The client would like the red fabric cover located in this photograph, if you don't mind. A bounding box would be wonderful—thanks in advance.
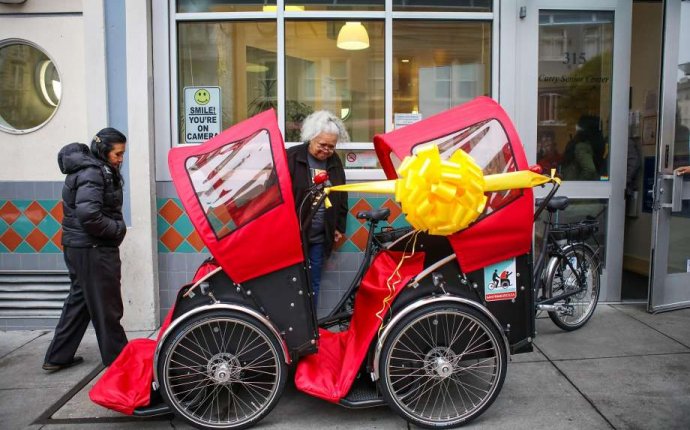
[89,339,157,415]
[294,250,425,402]
[373,97,533,272]
[168,109,303,284]
[88,258,216,415]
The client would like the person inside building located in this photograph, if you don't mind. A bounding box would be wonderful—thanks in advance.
[536,130,561,172]
[43,128,129,372]
[287,111,349,308]
[560,115,607,181]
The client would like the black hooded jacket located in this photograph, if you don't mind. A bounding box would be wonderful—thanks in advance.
[58,143,126,247]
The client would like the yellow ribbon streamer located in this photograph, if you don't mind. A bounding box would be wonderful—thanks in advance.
[326,145,557,235]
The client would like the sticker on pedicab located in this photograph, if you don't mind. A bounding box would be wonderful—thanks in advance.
[484,258,517,301]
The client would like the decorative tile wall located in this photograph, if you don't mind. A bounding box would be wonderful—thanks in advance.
[0,200,63,253]
[156,196,408,253]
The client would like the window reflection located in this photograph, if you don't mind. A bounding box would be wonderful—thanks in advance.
[0,42,61,133]
[186,129,282,238]
[285,20,384,143]
[393,20,491,121]
[177,21,277,144]
[537,11,614,181]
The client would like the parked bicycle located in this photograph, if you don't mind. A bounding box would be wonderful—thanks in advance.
[533,191,602,331]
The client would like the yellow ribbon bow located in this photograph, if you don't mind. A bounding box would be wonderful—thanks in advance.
[326,145,558,235]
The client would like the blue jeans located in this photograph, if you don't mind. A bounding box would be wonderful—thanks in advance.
[308,243,325,306]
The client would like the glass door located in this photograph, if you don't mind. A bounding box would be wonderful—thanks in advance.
[515,0,632,301]
[649,0,690,312]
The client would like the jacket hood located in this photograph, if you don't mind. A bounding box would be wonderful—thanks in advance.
[58,142,101,174]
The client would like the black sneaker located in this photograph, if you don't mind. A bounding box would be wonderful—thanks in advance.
[42,356,84,372]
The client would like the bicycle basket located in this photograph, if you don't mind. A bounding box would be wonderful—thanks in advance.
[375,226,414,244]
[549,218,599,242]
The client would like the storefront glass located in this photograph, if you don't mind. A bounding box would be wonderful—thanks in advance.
[393,0,491,12]
[667,0,690,274]
[392,20,491,124]
[536,11,614,182]
[0,41,61,134]
[177,21,277,143]
[177,0,275,13]
[286,1,384,11]
[285,20,384,143]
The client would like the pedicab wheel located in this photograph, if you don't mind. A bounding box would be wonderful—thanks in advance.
[379,303,507,428]
[546,246,600,331]
[157,310,287,430]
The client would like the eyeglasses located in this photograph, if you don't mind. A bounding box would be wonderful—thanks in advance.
[316,142,336,153]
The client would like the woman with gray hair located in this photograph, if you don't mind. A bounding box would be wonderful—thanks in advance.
[287,110,349,308]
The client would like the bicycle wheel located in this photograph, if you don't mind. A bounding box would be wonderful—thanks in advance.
[157,310,287,430]
[379,302,507,428]
[546,244,600,331]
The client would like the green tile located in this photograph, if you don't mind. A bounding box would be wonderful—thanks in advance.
[37,200,59,213]
[157,216,171,237]
[41,242,62,253]
[158,241,171,253]
[0,243,8,253]
[175,241,197,253]
[11,216,34,237]
[173,215,195,237]
[37,216,61,237]
[14,242,35,253]
[0,218,7,235]
[12,200,32,212]
[338,240,360,253]
[366,197,387,209]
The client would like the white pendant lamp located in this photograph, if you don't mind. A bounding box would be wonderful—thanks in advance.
[337,22,369,50]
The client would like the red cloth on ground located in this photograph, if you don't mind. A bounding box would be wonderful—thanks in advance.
[294,250,425,403]
[88,261,211,414]
[88,338,157,415]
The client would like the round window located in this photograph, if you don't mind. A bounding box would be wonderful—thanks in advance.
[0,40,62,134]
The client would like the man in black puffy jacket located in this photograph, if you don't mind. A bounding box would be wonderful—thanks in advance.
[43,128,129,371]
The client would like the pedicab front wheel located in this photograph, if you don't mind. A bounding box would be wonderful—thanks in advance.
[379,302,507,428]
[157,310,287,430]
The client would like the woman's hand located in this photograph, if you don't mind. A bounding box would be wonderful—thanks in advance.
[674,165,690,176]
[334,230,343,242]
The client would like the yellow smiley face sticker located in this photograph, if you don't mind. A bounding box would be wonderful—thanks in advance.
[194,89,211,105]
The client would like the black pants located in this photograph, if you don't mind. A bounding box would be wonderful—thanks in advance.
[45,246,128,366]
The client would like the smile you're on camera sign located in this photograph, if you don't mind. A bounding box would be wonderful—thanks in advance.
[184,86,221,143]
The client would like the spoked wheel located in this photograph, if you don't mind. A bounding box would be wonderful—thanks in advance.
[546,245,600,331]
[158,310,287,430]
[379,302,507,428]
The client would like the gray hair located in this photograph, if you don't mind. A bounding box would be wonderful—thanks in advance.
[300,110,350,144]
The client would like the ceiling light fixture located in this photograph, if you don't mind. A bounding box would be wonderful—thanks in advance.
[337,22,369,51]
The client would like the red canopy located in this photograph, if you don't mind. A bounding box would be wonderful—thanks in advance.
[374,97,534,272]
[168,109,303,283]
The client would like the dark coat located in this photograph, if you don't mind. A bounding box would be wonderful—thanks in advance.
[286,142,347,257]
[58,143,126,248]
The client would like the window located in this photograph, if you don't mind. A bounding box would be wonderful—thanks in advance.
[285,20,385,143]
[0,41,61,134]
[177,21,277,144]
[410,119,521,218]
[537,10,614,181]
[393,20,492,120]
[185,129,282,238]
[168,2,496,180]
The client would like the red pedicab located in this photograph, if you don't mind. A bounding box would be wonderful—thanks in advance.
[91,97,557,429]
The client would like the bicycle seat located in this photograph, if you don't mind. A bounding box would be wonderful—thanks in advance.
[535,196,569,212]
[357,208,390,221]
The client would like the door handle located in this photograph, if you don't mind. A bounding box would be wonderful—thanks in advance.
[660,174,684,212]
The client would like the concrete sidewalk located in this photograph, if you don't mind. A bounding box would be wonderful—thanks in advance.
[1,304,689,429]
